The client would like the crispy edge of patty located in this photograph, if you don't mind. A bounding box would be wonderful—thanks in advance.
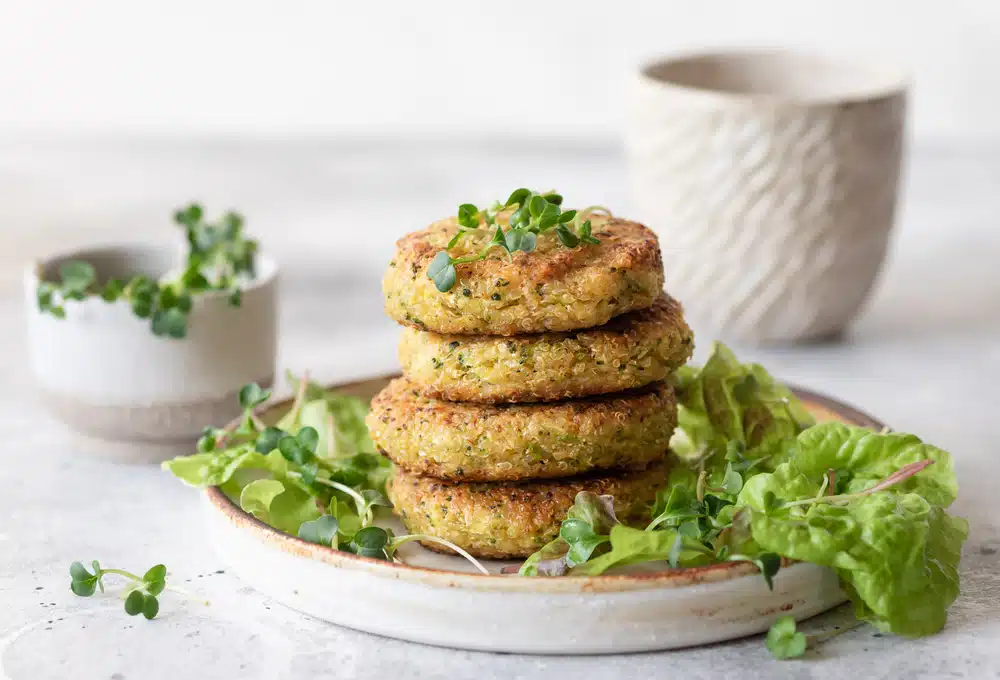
[398,294,693,403]
[387,462,668,559]
[382,216,664,335]
[365,378,677,482]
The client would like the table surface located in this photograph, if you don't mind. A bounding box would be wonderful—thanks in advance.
[1,140,999,679]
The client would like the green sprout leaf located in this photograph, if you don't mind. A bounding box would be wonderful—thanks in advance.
[427,251,457,292]
[124,590,145,616]
[59,261,96,293]
[505,229,537,254]
[505,188,531,207]
[298,515,340,547]
[100,278,125,302]
[255,426,286,454]
[39,203,259,337]
[729,552,782,590]
[351,526,390,560]
[151,308,188,339]
[579,220,600,244]
[555,224,580,247]
[142,564,167,596]
[457,203,480,229]
[767,616,807,659]
[238,383,271,410]
[69,561,100,597]
[141,594,160,620]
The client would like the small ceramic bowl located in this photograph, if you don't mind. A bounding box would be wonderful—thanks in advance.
[24,244,279,462]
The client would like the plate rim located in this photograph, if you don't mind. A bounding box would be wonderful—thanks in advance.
[203,375,884,594]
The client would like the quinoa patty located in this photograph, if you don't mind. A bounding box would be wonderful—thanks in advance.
[387,462,667,559]
[366,378,676,481]
[383,216,664,335]
[399,295,693,403]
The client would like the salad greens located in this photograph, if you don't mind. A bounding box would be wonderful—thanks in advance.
[428,188,607,292]
[162,373,488,574]
[520,342,967,658]
[37,203,257,338]
[68,561,207,619]
[153,343,966,657]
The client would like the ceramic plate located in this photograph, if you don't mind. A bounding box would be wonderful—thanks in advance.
[201,375,883,654]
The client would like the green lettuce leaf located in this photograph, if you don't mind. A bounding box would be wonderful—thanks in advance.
[239,478,321,535]
[738,422,967,636]
[747,493,966,636]
[162,447,270,488]
[671,342,814,471]
[793,423,958,507]
[519,492,621,574]
[570,525,712,576]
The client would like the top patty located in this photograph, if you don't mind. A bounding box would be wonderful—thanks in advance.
[383,216,664,335]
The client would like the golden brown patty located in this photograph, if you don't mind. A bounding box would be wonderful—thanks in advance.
[387,462,667,559]
[382,216,664,335]
[365,378,676,481]
[398,295,693,403]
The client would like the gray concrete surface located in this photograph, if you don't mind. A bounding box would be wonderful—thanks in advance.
[1,141,998,679]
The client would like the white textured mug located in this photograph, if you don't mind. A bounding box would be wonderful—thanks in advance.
[626,49,908,343]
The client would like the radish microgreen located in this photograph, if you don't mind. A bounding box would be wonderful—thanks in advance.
[163,374,488,576]
[429,189,609,292]
[36,203,258,339]
[69,561,206,620]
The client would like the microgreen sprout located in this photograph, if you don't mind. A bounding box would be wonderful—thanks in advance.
[428,189,609,292]
[766,616,807,659]
[69,561,207,620]
[36,203,258,339]
[173,375,490,576]
[766,616,866,660]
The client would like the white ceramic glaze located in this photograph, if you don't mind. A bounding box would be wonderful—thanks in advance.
[625,49,909,343]
[200,376,884,654]
[24,244,279,462]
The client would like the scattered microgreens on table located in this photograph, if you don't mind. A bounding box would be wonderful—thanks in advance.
[765,615,866,659]
[162,372,489,575]
[68,561,207,619]
[36,203,258,339]
[427,188,608,292]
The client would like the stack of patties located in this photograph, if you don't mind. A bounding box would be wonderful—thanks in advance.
[367,210,693,559]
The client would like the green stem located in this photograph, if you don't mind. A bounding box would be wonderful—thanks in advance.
[312,477,370,524]
[814,474,829,501]
[284,371,310,428]
[99,568,142,582]
[391,534,489,575]
[575,205,611,230]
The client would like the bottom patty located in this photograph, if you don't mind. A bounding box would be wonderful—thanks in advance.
[387,462,668,559]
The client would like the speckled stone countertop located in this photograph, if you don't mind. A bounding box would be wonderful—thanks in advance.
[1,141,998,679]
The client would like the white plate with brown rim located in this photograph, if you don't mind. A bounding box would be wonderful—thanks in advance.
[201,374,884,655]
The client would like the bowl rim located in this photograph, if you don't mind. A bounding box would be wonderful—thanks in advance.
[25,242,279,297]
[635,47,910,106]
[202,375,885,594]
